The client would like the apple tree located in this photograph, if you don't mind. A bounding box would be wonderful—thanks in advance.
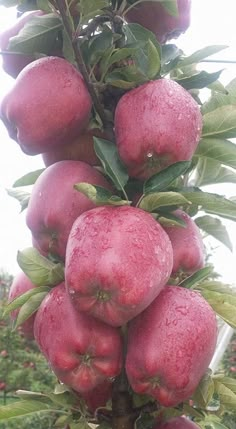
[1,1,236,428]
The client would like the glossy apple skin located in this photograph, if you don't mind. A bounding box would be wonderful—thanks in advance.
[126,285,217,407]
[34,283,122,393]
[26,160,112,260]
[0,56,92,155]
[163,210,205,274]
[65,205,173,327]
[154,416,199,429]
[126,0,191,44]
[0,10,44,78]
[8,271,37,339]
[42,129,106,167]
[114,79,202,180]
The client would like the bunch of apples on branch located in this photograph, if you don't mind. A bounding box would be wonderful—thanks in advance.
[1,1,236,428]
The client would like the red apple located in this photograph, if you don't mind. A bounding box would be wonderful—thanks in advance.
[126,285,217,407]
[126,0,191,44]
[26,160,112,260]
[42,129,106,167]
[114,79,202,180]
[0,56,92,155]
[34,283,123,393]
[154,416,200,429]
[163,210,205,274]
[8,271,37,339]
[0,10,44,78]
[65,205,173,327]
[82,380,112,414]
[0,382,6,391]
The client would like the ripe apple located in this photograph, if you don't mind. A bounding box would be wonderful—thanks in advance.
[0,56,92,155]
[0,382,6,391]
[26,160,112,260]
[114,78,202,180]
[0,10,44,78]
[34,282,123,393]
[65,205,173,327]
[154,416,200,429]
[163,210,205,274]
[8,271,37,339]
[42,128,106,167]
[126,0,191,44]
[82,380,112,414]
[126,285,217,407]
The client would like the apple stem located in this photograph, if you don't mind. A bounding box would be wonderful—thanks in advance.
[56,0,110,130]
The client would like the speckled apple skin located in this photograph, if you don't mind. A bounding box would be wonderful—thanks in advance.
[0,10,44,78]
[65,206,173,327]
[126,0,191,44]
[163,210,205,274]
[126,286,217,407]
[8,271,37,340]
[154,416,199,429]
[26,160,112,260]
[0,57,92,155]
[34,283,122,393]
[114,79,202,180]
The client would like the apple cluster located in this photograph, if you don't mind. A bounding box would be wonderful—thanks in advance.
[1,2,218,428]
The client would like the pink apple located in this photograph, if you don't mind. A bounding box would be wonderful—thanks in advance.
[0,10,44,78]
[65,205,173,327]
[126,0,191,44]
[126,285,217,407]
[26,160,112,260]
[34,283,123,393]
[114,79,202,180]
[8,271,37,339]
[0,56,92,155]
[163,210,205,274]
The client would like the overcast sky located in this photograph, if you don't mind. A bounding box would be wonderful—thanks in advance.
[0,0,236,281]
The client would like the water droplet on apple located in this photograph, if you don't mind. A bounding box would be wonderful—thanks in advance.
[147,152,153,158]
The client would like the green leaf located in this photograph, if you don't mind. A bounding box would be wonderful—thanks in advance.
[105,66,146,89]
[4,286,50,317]
[143,161,191,194]
[157,212,187,228]
[139,192,191,212]
[106,45,138,69]
[193,370,214,408]
[202,105,236,139]
[198,285,236,328]
[8,14,63,55]
[17,247,65,287]
[0,400,57,420]
[175,69,223,91]
[195,138,236,170]
[87,29,114,67]
[6,188,30,211]
[194,158,236,187]
[14,291,49,329]
[180,45,228,67]
[214,380,236,410]
[13,169,44,187]
[179,266,214,289]
[79,0,109,23]
[62,27,76,65]
[146,39,161,79]
[160,0,178,16]
[180,190,236,222]
[195,215,233,251]
[93,138,129,194]
[74,183,130,206]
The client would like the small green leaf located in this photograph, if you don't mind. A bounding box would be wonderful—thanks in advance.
[146,39,161,79]
[139,192,191,212]
[4,286,50,317]
[8,14,63,55]
[93,138,129,195]
[194,138,236,170]
[17,247,64,287]
[6,188,30,211]
[0,400,57,420]
[179,266,214,289]
[193,369,214,408]
[13,291,49,329]
[143,161,191,194]
[62,27,76,65]
[214,380,236,410]
[198,285,236,328]
[13,169,44,187]
[202,105,236,139]
[79,0,109,24]
[195,215,233,251]
[176,69,223,91]
[74,183,130,206]
[105,66,146,88]
[180,45,228,67]
[194,158,236,187]
[157,212,187,228]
